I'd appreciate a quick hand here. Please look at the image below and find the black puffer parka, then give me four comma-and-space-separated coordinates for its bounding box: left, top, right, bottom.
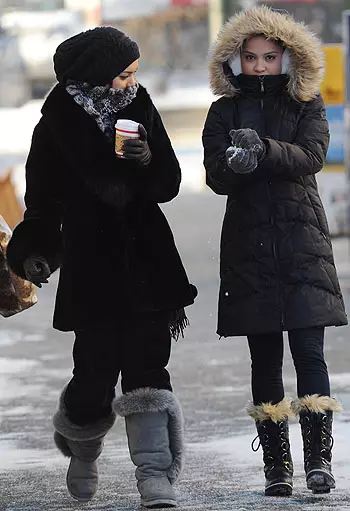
203, 6, 347, 337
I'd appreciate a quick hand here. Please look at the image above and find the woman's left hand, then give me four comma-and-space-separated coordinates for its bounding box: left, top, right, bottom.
122, 124, 152, 165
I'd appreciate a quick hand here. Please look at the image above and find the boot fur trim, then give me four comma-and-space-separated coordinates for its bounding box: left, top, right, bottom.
113, 387, 184, 483
247, 397, 294, 423
291, 394, 343, 415
53, 386, 116, 456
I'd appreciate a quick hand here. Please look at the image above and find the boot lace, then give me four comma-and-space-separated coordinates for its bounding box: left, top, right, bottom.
251, 421, 292, 473
302, 413, 334, 465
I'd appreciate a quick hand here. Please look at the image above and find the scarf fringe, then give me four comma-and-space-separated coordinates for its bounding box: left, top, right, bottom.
168, 308, 189, 341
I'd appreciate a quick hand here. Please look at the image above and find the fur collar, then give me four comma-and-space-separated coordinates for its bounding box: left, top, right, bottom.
209, 6, 324, 102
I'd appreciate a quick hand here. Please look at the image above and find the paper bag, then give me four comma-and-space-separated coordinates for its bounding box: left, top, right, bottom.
0, 216, 37, 317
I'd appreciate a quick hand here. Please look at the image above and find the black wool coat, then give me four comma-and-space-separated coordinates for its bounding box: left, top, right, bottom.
203, 75, 347, 337
7, 84, 195, 331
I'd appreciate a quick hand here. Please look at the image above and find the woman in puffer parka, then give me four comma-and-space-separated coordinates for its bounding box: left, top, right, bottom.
7, 27, 196, 508
203, 6, 347, 497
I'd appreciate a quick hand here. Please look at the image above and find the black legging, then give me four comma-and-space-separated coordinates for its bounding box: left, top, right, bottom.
247, 326, 330, 405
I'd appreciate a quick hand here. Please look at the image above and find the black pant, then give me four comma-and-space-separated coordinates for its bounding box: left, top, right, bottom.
247, 327, 330, 405
64, 312, 172, 426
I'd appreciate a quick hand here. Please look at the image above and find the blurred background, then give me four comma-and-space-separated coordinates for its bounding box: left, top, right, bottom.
0, 0, 350, 239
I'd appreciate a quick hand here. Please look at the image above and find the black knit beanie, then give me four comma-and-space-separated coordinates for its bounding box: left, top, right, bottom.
53, 26, 140, 86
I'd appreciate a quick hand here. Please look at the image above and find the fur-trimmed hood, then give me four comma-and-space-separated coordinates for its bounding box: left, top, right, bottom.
209, 5, 324, 102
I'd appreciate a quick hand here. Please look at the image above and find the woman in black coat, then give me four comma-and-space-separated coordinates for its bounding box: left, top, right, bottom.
7, 27, 195, 508
203, 6, 347, 497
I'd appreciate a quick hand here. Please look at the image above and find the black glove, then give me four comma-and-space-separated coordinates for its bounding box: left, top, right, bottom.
23, 255, 51, 288
229, 128, 265, 161
226, 146, 258, 174
122, 124, 152, 165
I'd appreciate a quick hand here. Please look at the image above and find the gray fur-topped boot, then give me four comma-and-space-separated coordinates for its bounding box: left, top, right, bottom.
53, 388, 115, 502
113, 387, 184, 508
292, 394, 342, 494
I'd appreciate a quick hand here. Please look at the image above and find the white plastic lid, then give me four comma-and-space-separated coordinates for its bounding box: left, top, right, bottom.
115, 119, 139, 133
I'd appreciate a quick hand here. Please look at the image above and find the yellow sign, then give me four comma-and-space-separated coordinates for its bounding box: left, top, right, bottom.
320, 44, 344, 105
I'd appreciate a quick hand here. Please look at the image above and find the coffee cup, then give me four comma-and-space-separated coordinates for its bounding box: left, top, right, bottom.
115, 119, 140, 157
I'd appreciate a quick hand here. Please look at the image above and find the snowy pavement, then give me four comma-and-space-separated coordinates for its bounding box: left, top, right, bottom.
0, 192, 349, 510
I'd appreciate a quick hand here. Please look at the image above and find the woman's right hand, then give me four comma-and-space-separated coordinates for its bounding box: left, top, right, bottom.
23, 255, 51, 288
229, 128, 265, 160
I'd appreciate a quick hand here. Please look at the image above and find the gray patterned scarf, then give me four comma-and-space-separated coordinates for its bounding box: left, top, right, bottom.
66, 80, 139, 140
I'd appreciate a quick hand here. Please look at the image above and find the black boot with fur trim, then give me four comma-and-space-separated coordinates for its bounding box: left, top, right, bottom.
248, 398, 294, 497
53, 388, 115, 502
113, 387, 184, 508
292, 395, 342, 494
